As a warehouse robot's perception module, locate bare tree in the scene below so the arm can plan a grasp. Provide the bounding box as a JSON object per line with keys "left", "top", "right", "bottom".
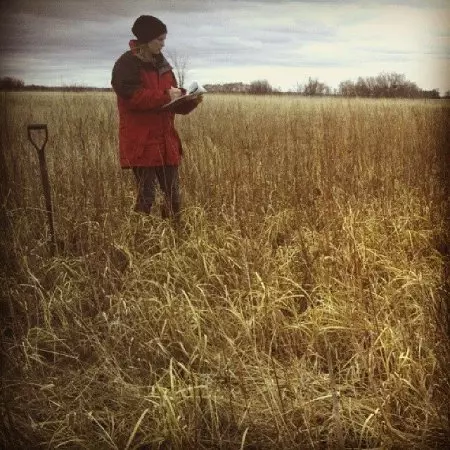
{"left": 248, "top": 79, "right": 273, "bottom": 94}
{"left": 338, "top": 80, "right": 356, "bottom": 97}
{"left": 339, "top": 72, "right": 424, "bottom": 98}
{"left": 302, "top": 77, "right": 331, "bottom": 96}
{"left": 165, "top": 50, "right": 190, "bottom": 89}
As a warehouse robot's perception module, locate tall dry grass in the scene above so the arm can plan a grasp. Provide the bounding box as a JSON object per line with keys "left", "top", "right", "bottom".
{"left": 1, "top": 91, "right": 449, "bottom": 449}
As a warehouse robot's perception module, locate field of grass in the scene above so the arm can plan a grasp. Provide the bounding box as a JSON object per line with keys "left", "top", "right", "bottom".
{"left": 1, "top": 92, "right": 449, "bottom": 449}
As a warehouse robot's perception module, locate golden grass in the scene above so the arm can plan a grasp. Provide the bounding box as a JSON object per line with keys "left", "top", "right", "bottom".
{"left": 1, "top": 92, "right": 449, "bottom": 449}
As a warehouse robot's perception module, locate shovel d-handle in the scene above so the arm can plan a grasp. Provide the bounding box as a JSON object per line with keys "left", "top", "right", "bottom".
{"left": 27, "top": 123, "right": 56, "bottom": 255}
{"left": 27, "top": 124, "right": 48, "bottom": 152}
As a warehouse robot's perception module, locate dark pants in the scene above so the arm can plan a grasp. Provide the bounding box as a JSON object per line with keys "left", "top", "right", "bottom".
{"left": 132, "top": 166, "right": 180, "bottom": 219}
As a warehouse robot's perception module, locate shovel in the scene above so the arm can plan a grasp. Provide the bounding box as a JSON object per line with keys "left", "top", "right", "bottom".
{"left": 27, "top": 124, "right": 56, "bottom": 255}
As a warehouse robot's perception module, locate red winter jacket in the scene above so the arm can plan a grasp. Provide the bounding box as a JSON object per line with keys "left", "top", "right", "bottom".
{"left": 111, "top": 43, "right": 196, "bottom": 168}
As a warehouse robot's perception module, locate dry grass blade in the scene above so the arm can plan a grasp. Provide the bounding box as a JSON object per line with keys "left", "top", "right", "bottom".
{"left": 124, "top": 408, "right": 149, "bottom": 450}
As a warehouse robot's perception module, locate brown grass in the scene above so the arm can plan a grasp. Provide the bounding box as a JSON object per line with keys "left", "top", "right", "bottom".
{"left": 1, "top": 92, "right": 449, "bottom": 449}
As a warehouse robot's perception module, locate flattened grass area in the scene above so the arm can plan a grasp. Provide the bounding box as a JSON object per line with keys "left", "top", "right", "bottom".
{"left": 1, "top": 92, "right": 449, "bottom": 449}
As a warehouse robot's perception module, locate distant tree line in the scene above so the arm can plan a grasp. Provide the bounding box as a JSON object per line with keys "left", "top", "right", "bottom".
{"left": 1, "top": 73, "right": 448, "bottom": 98}
{"left": 0, "top": 76, "right": 25, "bottom": 90}
{"left": 208, "top": 72, "right": 448, "bottom": 99}
{"left": 0, "top": 77, "right": 112, "bottom": 92}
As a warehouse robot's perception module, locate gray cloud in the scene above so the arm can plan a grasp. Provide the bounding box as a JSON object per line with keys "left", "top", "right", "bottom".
{"left": 0, "top": 0, "right": 448, "bottom": 91}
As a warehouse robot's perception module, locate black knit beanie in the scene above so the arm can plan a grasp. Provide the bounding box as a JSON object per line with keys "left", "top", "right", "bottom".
{"left": 132, "top": 15, "right": 167, "bottom": 43}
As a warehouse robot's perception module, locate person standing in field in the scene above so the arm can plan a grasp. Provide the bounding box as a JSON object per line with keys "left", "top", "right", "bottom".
{"left": 111, "top": 15, "right": 201, "bottom": 222}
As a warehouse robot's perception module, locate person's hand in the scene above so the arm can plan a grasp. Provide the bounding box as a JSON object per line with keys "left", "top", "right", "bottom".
{"left": 168, "top": 86, "right": 183, "bottom": 101}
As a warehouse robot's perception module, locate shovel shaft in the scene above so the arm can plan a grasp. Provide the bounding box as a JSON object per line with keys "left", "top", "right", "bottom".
{"left": 27, "top": 124, "right": 56, "bottom": 255}
{"left": 37, "top": 148, "right": 56, "bottom": 254}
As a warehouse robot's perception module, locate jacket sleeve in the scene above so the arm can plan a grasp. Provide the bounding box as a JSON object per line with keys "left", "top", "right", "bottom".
{"left": 111, "top": 54, "right": 171, "bottom": 110}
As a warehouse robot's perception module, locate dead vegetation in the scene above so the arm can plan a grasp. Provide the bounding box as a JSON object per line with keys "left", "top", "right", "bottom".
{"left": 1, "top": 92, "right": 449, "bottom": 449}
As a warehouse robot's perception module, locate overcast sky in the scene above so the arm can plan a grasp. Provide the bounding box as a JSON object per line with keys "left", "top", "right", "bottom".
{"left": 1, "top": 0, "right": 449, "bottom": 93}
